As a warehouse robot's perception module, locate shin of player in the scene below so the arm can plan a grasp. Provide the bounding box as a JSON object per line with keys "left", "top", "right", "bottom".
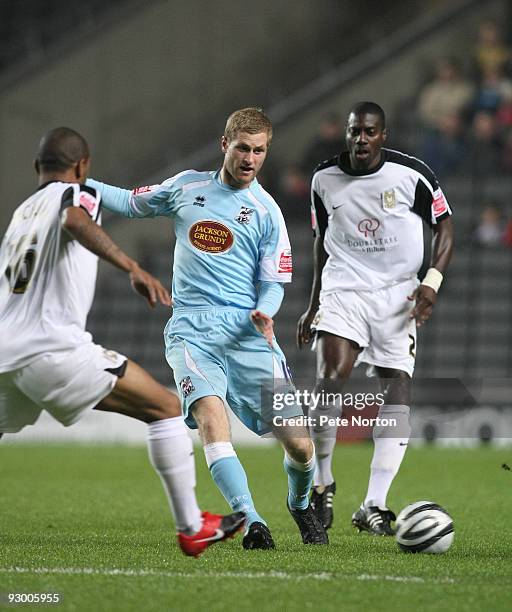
{"left": 363, "top": 371, "right": 412, "bottom": 511}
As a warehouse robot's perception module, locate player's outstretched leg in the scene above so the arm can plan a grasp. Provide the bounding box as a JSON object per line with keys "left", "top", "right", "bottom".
{"left": 192, "top": 397, "right": 273, "bottom": 550}
{"left": 353, "top": 371, "right": 411, "bottom": 536}
{"left": 275, "top": 426, "right": 328, "bottom": 545}
{"left": 352, "top": 405, "right": 410, "bottom": 535}
{"left": 95, "top": 359, "right": 244, "bottom": 556}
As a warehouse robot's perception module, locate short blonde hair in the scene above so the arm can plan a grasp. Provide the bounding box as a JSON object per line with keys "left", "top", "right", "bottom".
{"left": 224, "top": 107, "right": 273, "bottom": 144}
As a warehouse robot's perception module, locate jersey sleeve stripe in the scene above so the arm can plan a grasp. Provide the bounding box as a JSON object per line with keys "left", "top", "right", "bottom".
{"left": 312, "top": 190, "right": 328, "bottom": 237}
{"left": 59, "top": 186, "right": 76, "bottom": 212}
{"left": 313, "top": 155, "right": 339, "bottom": 175}
{"left": 246, "top": 190, "right": 270, "bottom": 216}
{"left": 411, "top": 181, "right": 434, "bottom": 226}
{"left": 182, "top": 179, "right": 212, "bottom": 192}
{"left": 161, "top": 169, "right": 211, "bottom": 188}
{"left": 81, "top": 184, "right": 98, "bottom": 198}
{"left": 385, "top": 149, "right": 438, "bottom": 190}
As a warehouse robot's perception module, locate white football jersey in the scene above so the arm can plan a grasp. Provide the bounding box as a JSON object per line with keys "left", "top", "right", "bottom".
{"left": 0, "top": 181, "right": 101, "bottom": 372}
{"left": 311, "top": 149, "right": 452, "bottom": 293}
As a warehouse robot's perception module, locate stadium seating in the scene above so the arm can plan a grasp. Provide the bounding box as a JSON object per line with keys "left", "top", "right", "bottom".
{"left": 0, "top": 0, "right": 131, "bottom": 75}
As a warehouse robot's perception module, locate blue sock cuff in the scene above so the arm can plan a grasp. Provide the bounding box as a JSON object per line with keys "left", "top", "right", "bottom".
{"left": 284, "top": 452, "right": 316, "bottom": 473}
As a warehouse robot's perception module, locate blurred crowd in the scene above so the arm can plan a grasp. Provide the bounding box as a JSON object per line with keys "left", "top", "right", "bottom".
{"left": 416, "top": 20, "right": 512, "bottom": 179}
{"left": 269, "top": 19, "right": 512, "bottom": 250}
{"left": 473, "top": 203, "right": 512, "bottom": 248}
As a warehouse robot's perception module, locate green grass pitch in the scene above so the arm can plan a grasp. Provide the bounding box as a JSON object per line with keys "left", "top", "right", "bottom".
{"left": 1, "top": 443, "right": 511, "bottom": 611}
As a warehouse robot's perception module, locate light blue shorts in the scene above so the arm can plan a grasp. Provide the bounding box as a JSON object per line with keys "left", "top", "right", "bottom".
{"left": 164, "top": 306, "right": 301, "bottom": 435}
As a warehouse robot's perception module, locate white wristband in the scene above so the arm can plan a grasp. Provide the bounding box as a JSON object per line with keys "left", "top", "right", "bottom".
{"left": 421, "top": 268, "right": 443, "bottom": 293}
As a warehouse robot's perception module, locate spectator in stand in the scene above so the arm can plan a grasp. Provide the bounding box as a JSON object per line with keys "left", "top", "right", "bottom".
{"left": 474, "top": 20, "right": 510, "bottom": 79}
{"left": 472, "top": 66, "right": 512, "bottom": 115}
{"left": 417, "top": 57, "right": 474, "bottom": 132}
{"left": 467, "top": 110, "right": 503, "bottom": 176}
{"left": 473, "top": 204, "right": 505, "bottom": 247}
{"left": 301, "top": 112, "right": 345, "bottom": 176}
{"left": 420, "top": 113, "right": 467, "bottom": 177}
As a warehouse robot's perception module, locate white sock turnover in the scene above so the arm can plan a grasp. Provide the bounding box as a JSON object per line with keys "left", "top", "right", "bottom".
{"left": 147, "top": 416, "right": 202, "bottom": 535}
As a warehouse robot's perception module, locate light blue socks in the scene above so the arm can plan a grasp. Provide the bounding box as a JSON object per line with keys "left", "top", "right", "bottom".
{"left": 284, "top": 452, "right": 316, "bottom": 511}
{"left": 205, "top": 442, "right": 266, "bottom": 527}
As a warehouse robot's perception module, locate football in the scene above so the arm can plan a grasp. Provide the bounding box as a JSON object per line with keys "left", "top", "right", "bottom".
{"left": 395, "top": 501, "right": 454, "bottom": 554}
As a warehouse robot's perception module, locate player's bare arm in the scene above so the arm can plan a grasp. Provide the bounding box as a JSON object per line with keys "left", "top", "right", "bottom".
{"left": 61, "top": 206, "right": 171, "bottom": 308}
{"left": 297, "top": 235, "right": 328, "bottom": 348}
{"left": 409, "top": 216, "right": 454, "bottom": 327}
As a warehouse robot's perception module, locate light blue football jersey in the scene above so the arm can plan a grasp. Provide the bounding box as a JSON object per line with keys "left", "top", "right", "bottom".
{"left": 89, "top": 170, "right": 292, "bottom": 309}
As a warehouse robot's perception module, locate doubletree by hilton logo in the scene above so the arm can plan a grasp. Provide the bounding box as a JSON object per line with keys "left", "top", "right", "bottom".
{"left": 357, "top": 218, "right": 380, "bottom": 238}
{"left": 188, "top": 220, "right": 234, "bottom": 254}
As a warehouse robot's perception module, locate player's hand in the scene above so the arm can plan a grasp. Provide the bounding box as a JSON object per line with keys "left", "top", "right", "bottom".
{"left": 408, "top": 284, "right": 437, "bottom": 327}
{"left": 297, "top": 309, "right": 317, "bottom": 349}
{"left": 129, "top": 265, "right": 172, "bottom": 308}
{"left": 251, "top": 310, "right": 274, "bottom": 347}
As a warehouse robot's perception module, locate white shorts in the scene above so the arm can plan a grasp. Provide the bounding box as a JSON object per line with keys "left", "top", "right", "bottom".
{"left": 314, "top": 279, "right": 418, "bottom": 377}
{"left": 0, "top": 343, "right": 127, "bottom": 433}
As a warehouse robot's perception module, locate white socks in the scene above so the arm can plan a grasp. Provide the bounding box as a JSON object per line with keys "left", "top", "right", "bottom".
{"left": 311, "top": 401, "right": 411, "bottom": 506}
{"left": 147, "top": 416, "right": 202, "bottom": 535}
{"left": 364, "top": 404, "right": 411, "bottom": 509}
{"left": 311, "top": 403, "right": 339, "bottom": 487}
{"left": 312, "top": 435, "right": 337, "bottom": 486}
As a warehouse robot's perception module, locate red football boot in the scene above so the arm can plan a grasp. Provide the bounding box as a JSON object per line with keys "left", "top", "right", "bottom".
{"left": 178, "top": 511, "right": 245, "bottom": 558}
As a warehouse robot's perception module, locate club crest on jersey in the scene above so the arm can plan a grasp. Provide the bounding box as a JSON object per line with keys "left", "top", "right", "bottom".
{"left": 193, "top": 195, "right": 206, "bottom": 207}
{"left": 188, "top": 220, "right": 235, "bottom": 254}
{"left": 179, "top": 376, "right": 195, "bottom": 398}
{"left": 382, "top": 189, "right": 396, "bottom": 209}
{"left": 234, "top": 206, "right": 255, "bottom": 225}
